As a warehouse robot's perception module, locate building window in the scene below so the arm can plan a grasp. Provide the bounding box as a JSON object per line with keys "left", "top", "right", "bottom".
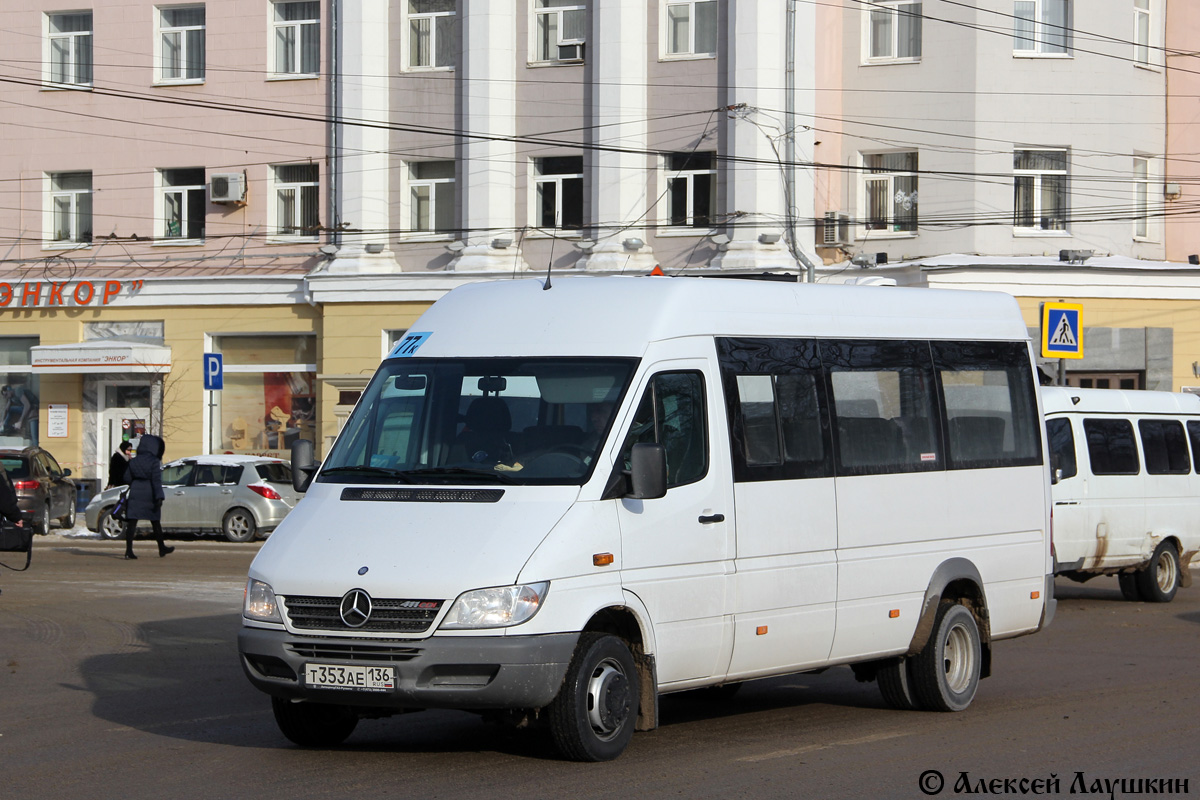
{"left": 273, "top": 164, "right": 319, "bottom": 239}
{"left": 409, "top": 161, "right": 455, "bottom": 234}
{"left": 1013, "top": 0, "right": 1069, "bottom": 55}
{"left": 535, "top": 0, "right": 585, "bottom": 63}
{"left": 159, "top": 168, "right": 205, "bottom": 241}
{"left": 211, "top": 335, "right": 317, "bottom": 458}
{"left": 534, "top": 156, "right": 584, "bottom": 230}
{"left": 158, "top": 6, "right": 206, "bottom": 82}
{"left": 0, "top": 338, "right": 40, "bottom": 448}
{"left": 1013, "top": 149, "right": 1067, "bottom": 232}
{"left": 863, "top": 152, "right": 918, "bottom": 233}
{"left": 1134, "top": 0, "right": 1150, "bottom": 65}
{"left": 1134, "top": 157, "right": 1149, "bottom": 238}
{"left": 666, "top": 152, "right": 716, "bottom": 228}
{"left": 47, "top": 12, "right": 93, "bottom": 86}
{"left": 666, "top": 0, "right": 717, "bottom": 57}
{"left": 408, "top": 0, "right": 454, "bottom": 69}
{"left": 866, "top": 2, "right": 922, "bottom": 62}
{"left": 272, "top": 1, "right": 320, "bottom": 76}
{"left": 48, "top": 172, "right": 93, "bottom": 245}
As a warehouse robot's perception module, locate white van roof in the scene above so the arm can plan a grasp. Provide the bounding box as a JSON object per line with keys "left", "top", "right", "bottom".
{"left": 1041, "top": 386, "right": 1200, "bottom": 416}
{"left": 401, "top": 276, "right": 1030, "bottom": 359}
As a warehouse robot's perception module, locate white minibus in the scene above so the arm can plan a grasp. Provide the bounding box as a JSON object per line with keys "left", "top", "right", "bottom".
{"left": 1044, "top": 386, "right": 1200, "bottom": 602}
{"left": 239, "top": 276, "right": 1055, "bottom": 761}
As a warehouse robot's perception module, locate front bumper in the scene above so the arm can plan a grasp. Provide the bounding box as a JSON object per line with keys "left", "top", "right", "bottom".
{"left": 238, "top": 626, "right": 579, "bottom": 711}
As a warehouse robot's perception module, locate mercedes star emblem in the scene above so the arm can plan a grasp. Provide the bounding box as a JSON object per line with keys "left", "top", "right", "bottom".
{"left": 339, "top": 588, "right": 373, "bottom": 628}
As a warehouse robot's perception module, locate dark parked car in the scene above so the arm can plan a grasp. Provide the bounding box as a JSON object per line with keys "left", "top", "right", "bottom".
{"left": 0, "top": 446, "right": 77, "bottom": 534}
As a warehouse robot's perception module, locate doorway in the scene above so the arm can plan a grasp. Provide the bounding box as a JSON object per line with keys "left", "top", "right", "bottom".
{"left": 100, "top": 382, "right": 153, "bottom": 463}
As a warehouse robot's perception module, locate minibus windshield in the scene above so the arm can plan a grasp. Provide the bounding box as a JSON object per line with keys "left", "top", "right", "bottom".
{"left": 319, "top": 357, "right": 638, "bottom": 485}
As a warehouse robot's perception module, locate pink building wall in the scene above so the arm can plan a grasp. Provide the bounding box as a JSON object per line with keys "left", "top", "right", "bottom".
{"left": 1165, "top": 2, "right": 1200, "bottom": 262}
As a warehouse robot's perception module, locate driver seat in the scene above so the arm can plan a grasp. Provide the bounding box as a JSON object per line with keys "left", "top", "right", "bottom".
{"left": 455, "top": 397, "right": 512, "bottom": 464}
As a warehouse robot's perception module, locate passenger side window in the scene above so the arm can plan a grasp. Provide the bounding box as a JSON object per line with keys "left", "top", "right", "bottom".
{"left": 1083, "top": 419, "right": 1139, "bottom": 475}
{"left": 1138, "top": 419, "right": 1190, "bottom": 475}
{"left": 932, "top": 341, "right": 1041, "bottom": 469}
{"left": 620, "top": 371, "right": 707, "bottom": 488}
{"left": 1045, "top": 418, "right": 1077, "bottom": 480}
{"left": 824, "top": 340, "right": 939, "bottom": 475}
{"left": 717, "top": 337, "right": 832, "bottom": 481}
{"left": 221, "top": 465, "right": 245, "bottom": 485}
{"left": 161, "top": 464, "right": 195, "bottom": 486}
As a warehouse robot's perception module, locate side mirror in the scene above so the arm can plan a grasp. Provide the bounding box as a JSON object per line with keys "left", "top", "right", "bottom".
{"left": 1052, "top": 467, "right": 1063, "bottom": 485}
{"left": 629, "top": 443, "right": 667, "bottom": 500}
{"left": 62, "top": 468, "right": 72, "bottom": 477}
{"left": 291, "top": 439, "right": 317, "bottom": 492}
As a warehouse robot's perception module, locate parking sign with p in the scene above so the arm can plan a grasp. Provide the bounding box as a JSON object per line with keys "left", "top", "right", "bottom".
{"left": 204, "top": 353, "right": 224, "bottom": 390}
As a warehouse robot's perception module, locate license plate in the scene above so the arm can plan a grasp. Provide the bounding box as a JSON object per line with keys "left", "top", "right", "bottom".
{"left": 304, "top": 663, "right": 395, "bottom": 691}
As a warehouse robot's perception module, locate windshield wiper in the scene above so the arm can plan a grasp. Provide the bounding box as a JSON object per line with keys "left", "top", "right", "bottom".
{"left": 319, "top": 466, "right": 413, "bottom": 483}
{"left": 400, "top": 466, "right": 520, "bottom": 485}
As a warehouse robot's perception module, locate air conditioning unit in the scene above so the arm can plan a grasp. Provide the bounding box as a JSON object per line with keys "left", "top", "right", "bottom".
{"left": 557, "top": 41, "right": 584, "bottom": 61}
{"left": 209, "top": 172, "right": 246, "bottom": 204}
{"left": 821, "top": 211, "right": 851, "bottom": 246}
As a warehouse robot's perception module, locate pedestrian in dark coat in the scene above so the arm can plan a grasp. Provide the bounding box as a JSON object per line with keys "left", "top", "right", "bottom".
{"left": 0, "top": 463, "right": 26, "bottom": 528}
{"left": 107, "top": 441, "right": 133, "bottom": 489}
{"left": 122, "top": 434, "right": 173, "bottom": 559}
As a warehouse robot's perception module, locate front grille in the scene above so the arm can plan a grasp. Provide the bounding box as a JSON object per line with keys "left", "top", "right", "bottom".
{"left": 286, "top": 640, "right": 423, "bottom": 662}
{"left": 283, "top": 595, "right": 444, "bottom": 634}
{"left": 340, "top": 487, "right": 504, "bottom": 503}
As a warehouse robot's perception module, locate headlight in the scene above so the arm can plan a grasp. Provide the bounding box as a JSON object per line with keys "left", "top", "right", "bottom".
{"left": 440, "top": 582, "right": 549, "bottom": 629}
{"left": 244, "top": 579, "right": 282, "bottom": 623}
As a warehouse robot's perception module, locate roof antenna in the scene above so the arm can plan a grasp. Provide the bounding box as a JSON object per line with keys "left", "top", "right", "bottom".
{"left": 543, "top": 233, "right": 555, "bottom": 290}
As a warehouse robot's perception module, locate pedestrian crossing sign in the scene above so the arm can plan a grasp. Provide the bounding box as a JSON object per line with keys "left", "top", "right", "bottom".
{"left": 1041, "top": 302, "right": 1084, "bottom": 359}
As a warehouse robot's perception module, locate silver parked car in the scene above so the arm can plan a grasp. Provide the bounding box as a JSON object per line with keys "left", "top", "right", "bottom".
{"left": 85, "top": 455, "right": 302, "bottom": 542}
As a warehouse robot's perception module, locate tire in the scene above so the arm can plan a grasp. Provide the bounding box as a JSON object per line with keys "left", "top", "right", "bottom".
{"left": 1118, "top": 572, "right": 1142, "bottom": 602}
{"left": 222, "top": 508, "right": 257, "bottom": 543}
{"left": 34, "top": 503, "right": 51, "bottom": 536}
{"left": 99, "top": 509, "right": 125, "bottom": 540}
{"left": 58, "top": 499, "right": 77, "bottom": 529}
{"left": 1135, "top": 540, "right": 1180, "bottom": 603}
{"left": 547, "top": 633, "right": 640, "bottom": 762}
{"left": 877, "top": 657, "right": 922, "bottom": 711}
{"left": 271, "top": 697, "right": 358, "bottom": 747}
{"left": 910, "top": 602, "right": 981, "bottom": 713}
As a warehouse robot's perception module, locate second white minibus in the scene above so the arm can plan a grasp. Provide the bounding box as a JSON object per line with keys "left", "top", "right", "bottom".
{"left": 239, "top": 276, "right": 1055, "bottom": 761}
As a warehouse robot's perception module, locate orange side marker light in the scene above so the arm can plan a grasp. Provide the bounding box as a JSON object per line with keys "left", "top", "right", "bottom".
{"left": 593, "top": 553, "right": 614, "bottom": 567}
{"left": 889, "top": 609, "right": 900, "bottom": 619}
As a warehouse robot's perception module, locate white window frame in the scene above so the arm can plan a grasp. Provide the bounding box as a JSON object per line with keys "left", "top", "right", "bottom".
{"left": 862, "top": 2, "right": 922, "bottom": 65}
{"left": 859, "top": 152, "right": 918, "bottom": 238}
{"left": 533, "top": 0, "right": 586, "bottom": 64}
{"left": 531, "top": 156, "right": 584, "bottom": 233}
{"left": 1133, "top": 0, "right": 1152, "bottom": 67}
{"left": 1133, "top": 156, "right": 1152, "bottom": 241}
{"left": 156, "top": 168, "right": 206, "bottom": 243}
{"left": 270, "top": 163, "right": 320, "bottom": 241}
{"left": 1013, "top": 0, "right": 1070, "bottom": 57}
{"left": 661, "top": 151, "right": 717, "bottom": 234}
{"left": 45, "top": 172, "right": 93, "bottom": 249}
{"left": 45, "top": 11, "right": 93, "bottom": 88}
{"left": 269, "top": 0, "right": 320, "bottom": 79}
{"left": 1013, "top": 148, "right": 1069, "bottom": 235}
{"left": 406, "top": 161, "right": 456, "bottom": 239}
{"left": 405, "top": 0, "right": 455, "bottom": 71}
{"left": 155, "top": 5, "right": 206, "bottom": 84}
{"left": 662, "top": 0, "right": 717, "bottom": 60}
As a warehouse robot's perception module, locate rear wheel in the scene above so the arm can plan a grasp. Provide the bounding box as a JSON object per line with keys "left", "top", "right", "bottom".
{"left": 547, "top": 633, "right": 639, "bottom": 762}
{"left": 877, "top": 657, "right": 922, "bottom": 710}
{"left": 1135, "top": 540, "right": 1180, "bottom": 603}
{"left": 910, "top": 602, "right": 981, "bottom": 712}
{"left": 99, "top": 509, "right": 125, "bottom": 540}
{"left": 222, "top": 508, "right": 257, "bottom": 543}
{"left": 271, "top": 698, "right": 358, "bottom": 747}
{"left": 58, "top": 499, "right": 76, "bottom": 529}
{"left": 34, "top": 503, "right": 51, "bottom": 536}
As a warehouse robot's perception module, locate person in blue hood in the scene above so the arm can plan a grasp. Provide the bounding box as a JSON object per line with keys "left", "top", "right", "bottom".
{"left": 122, "top": 434, "right": 174, "bottom": 559}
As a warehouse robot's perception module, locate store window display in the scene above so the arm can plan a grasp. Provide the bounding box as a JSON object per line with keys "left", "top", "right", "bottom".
{"left": 211, "top": 335, "right": 317, "bottom": 457}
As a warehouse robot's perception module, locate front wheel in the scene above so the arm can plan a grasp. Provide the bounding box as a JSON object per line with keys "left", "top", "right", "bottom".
{"left": 271, "top": 698, "right": 358, "bottom": 747}
{"left": 910, "top": 602, "right": 981, "bottom": 712}
{"left": 222, "top": 508, "right": 257, "bottom": 543}
{"left": 99, "top": 509, "right": 125, "bottom": 540}
{"left": 58, "top": 499, "right": 76, "bottom": 529}
{"left": 547, "top": 633, "right": 640, "bottom": 762}
{"left": 1135, "top": 540, "right": 1180, "bottom": 603}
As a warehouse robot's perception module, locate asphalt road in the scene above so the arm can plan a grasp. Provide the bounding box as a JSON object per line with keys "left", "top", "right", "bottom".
{"left": 2, "top": 530, "right": 1197, "bottom": 800}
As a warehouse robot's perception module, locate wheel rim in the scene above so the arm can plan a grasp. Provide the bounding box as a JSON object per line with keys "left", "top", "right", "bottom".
{"left": 942, "top": 623, "right": 975, "bottom": 694}
{"left": 40, "top": 505, "right": 50, "bottom": 533}
{"left": 585, "top": 658, "right": 631, "bottom": 741}
{"left": 1156, "top": 550, "right": 1178, "bottom": 593}
{"left": 227, "top": 513, "right": 252, "bottom": 540}
{"left": 102, "top": 513, "right": 123, "bottom": 539}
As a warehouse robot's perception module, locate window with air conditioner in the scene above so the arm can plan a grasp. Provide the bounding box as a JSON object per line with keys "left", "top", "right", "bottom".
{"left": 535, "top": 1, "right": 586, "bottom": 63}
{"left": 47, "top": 12, "right": 93, "bottom": 87}
{"left": 158, "top": 168, "right": 206, "bottom": 241}
{"left": 271, "top": 1, "right": 320, "bottom": 77}
{"left": 407, "top": 0, "right": 455, "bottom": 70}
{"left": 665, "top": 0, "right": 717, "bottom": 58}
{"left": 157, "top": 5, "right": 206, "bottom": 82}
{"left": 47, "top": 172, "right": 93, "bottom": 247}
{"left": 1013, "top": 0, "right": 1070, "bottom": 55}
{"left": 272, "top": 164, "right": 319, "bottom": 240}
